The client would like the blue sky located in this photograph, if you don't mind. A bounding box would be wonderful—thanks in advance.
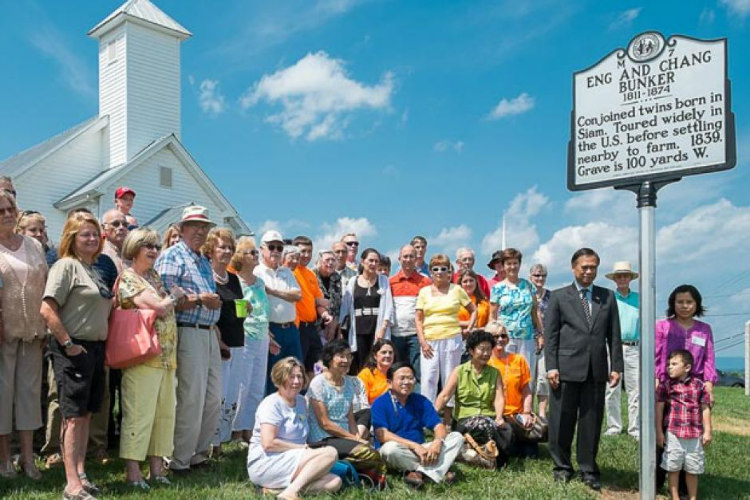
[1,0,749,357]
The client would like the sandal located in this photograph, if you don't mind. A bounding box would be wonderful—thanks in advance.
[62,488,97,500]
[149,475,172,485]
[78,474,101,496]
[127,479,150,491]
[21,461,42,481]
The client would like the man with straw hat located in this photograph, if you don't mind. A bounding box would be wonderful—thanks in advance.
[604,261,640,438]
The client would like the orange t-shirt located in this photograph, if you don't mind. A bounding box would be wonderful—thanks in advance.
[293,266,323,324]
[488,352,530,415]
[358,367,389,404]
[458,295,490,327]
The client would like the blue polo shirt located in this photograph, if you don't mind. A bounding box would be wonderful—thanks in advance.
[615,289,640,342]
[371,391,441,449]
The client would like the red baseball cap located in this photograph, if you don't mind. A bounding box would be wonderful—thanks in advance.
[115,186,136,199]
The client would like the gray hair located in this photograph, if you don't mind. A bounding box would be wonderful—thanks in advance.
[529,263,548,275]
[282,245,300,260]
[455,247,474,260]
[317,250,334,262]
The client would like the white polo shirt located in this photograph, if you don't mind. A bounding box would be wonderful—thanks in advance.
[254,261,300,323]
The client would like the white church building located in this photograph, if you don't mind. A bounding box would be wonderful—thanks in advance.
[0,0,251,240]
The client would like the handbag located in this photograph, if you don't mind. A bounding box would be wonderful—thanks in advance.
[506,413,548,443]
[105,274,162,369]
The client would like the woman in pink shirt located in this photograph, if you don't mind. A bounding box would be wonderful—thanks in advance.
[655,284,717,404]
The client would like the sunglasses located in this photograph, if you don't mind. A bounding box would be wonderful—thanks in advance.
[266,244,284,252]
[345,241,359,247]
[143,243,161,251]
[431,266,450,273]
[106,220,128,228]
[531,274,547,278]
[20,210,40,216]
[242,249,259,256]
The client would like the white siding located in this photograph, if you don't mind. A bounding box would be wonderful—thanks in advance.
[102,148,228,234]
[14,129,106,242]
[125,22,181,160]
[99,28,127,166]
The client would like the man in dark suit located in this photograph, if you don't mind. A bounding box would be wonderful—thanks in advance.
[544,248,623,491]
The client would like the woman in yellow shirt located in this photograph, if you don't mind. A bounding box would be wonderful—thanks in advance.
[357,339,395,404]
[458,269,490,330]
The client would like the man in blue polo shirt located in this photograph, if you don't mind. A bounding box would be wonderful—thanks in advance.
[604,261,641,438]
[371,361,463,489]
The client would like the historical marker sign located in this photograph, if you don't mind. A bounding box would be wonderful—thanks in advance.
[568,32,736,190]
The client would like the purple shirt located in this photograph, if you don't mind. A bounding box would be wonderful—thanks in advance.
[654,319,717,385]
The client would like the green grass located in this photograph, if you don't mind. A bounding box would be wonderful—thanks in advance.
[2,387,749,499]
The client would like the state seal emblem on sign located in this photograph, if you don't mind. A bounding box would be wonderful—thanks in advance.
[627,32,664,62]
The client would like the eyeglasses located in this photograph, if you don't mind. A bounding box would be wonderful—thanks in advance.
[242,249,259,256]
[92,270,114,299]
[266,244,283,252]
[431,266,450,273]
[20,210,39,217]
[345,241,359,247]
[106,220,127,228]
[531,274,547,278]
[143,243,161,251]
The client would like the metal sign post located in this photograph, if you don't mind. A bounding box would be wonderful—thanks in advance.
[568,31,735,498]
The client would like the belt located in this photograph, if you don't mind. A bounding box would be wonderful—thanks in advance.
[354,307,378,317]
[299,321,317,328]
[176,322,213,330]
[622,341,639,346]
[271,321,294,329]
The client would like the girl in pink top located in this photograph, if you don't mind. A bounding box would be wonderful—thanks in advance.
[655,284,717,405]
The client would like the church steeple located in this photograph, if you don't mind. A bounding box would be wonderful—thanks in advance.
[89,0,192,166]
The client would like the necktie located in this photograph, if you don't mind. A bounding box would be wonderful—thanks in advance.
[580,288,592,327]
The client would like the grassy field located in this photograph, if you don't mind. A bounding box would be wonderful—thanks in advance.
[2,387,749,499]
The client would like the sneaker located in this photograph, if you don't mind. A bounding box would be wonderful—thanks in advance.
[604,429,621,436]
[0,460,17,479]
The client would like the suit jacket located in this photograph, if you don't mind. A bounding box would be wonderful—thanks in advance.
[544,283,624,383]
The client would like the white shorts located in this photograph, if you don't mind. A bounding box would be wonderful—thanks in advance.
[661,431,704,475]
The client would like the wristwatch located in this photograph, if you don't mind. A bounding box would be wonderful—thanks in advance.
[62,339,74,349]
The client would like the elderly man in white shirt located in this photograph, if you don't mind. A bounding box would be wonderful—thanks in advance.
[253,230,302,393]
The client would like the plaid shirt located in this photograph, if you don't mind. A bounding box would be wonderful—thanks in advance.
[657,376,709,439]
[314,268,342,319]
[155,240,219,326]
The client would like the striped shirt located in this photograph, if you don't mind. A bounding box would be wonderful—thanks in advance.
[155,240,219,326]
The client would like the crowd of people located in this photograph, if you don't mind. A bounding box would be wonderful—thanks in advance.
[0,174,717,500]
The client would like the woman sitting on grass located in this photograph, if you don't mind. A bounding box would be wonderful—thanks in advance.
[246,357,341,500]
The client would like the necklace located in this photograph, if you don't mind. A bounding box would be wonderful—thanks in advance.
[213,269,229,285]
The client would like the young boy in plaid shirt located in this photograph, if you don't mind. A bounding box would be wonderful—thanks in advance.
[656,349,712,500]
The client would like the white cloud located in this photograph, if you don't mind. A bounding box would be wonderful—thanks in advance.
[720,0,750,17]
[429,225,473,256]
[482,187,550,256]
[198,79,227,116]
[609,8,642,29]
[257,220,282,236]
[314,217,377,251]
[656,199,750,264]
[488,92,535,120]
[29,23,93,97]
[240,51,394,141]
[433,140,464,153]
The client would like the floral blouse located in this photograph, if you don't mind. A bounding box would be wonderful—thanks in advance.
[117,268,177,370]
[490,279,537,340]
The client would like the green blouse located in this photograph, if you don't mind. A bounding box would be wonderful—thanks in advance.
[454,361,499,420]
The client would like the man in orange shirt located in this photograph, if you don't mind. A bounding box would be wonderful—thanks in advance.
[390,244,431,382]
[293,236,333,379]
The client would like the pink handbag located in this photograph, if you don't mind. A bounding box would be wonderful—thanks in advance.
[105,274,162,369]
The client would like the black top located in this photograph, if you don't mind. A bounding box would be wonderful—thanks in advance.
[353,278,380,338]
[216,272,245,348]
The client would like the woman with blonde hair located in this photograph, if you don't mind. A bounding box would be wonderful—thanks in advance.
[117,228,179,489]
[0,192,48,480]
[161,224,181,250]
[16,210,49,250]
[41,211,112,499]
[247,357,341,499]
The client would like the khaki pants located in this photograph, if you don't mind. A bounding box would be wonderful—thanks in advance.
[120,364,176,461]
[380,432,464,482]
[168,326,222,471]
[0,339,43,435]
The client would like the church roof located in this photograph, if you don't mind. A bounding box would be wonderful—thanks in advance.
[89,0,191,39]
[0,115,107,180]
